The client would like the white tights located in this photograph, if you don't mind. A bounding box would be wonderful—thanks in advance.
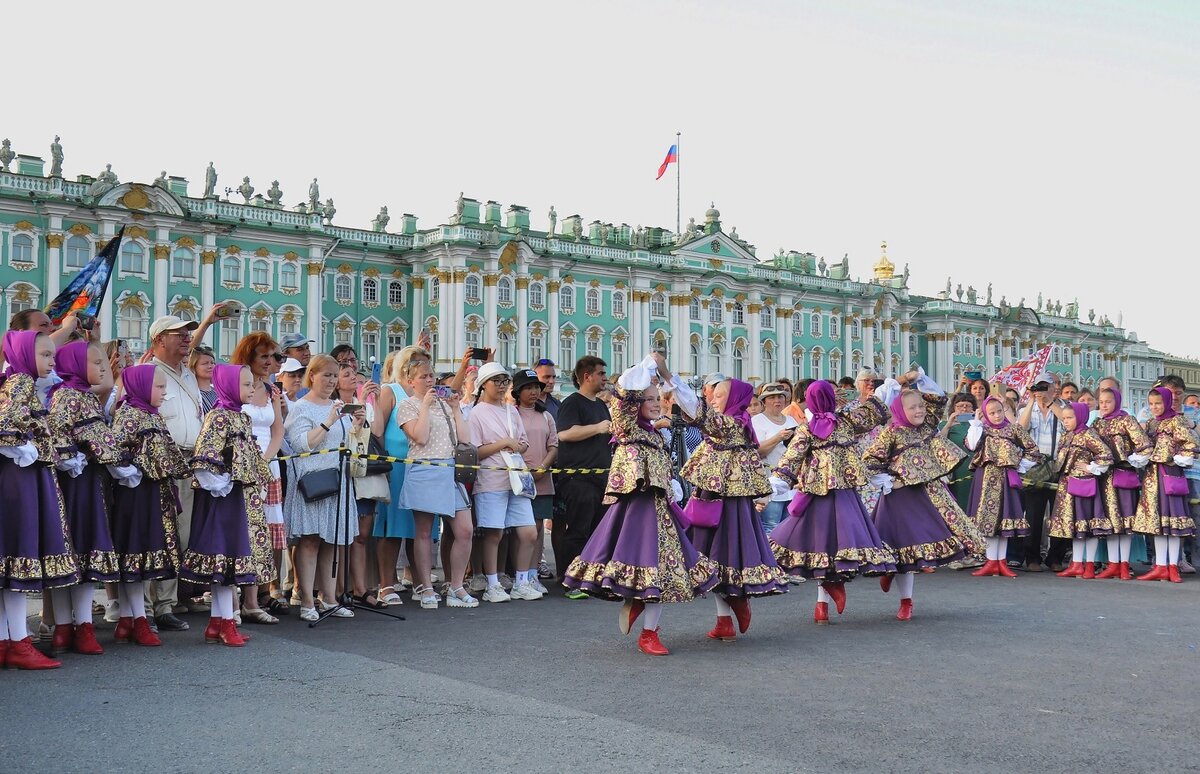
[1,589,28,640]
[985,536,1009,561]
[894,572,914,599]
[210,584,236,619]
[117,582,147,619]
[1106,535,1133,563]
[51,584,98,626]
[1070,538,1101,564]
[816,585,832,604]
[1153,536,1182,566]
[642,603,663,631]
[714,595,732,616]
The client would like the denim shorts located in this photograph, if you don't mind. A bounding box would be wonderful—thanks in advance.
[474,489,535,530]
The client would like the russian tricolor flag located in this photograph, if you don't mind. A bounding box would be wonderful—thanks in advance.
[656,144,678,180]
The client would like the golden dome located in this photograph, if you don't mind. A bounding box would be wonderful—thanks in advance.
[873,240,895,281]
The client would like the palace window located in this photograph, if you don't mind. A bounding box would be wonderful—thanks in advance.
[529,281,544,309]
[810,312,822,337]
[363,278,379,305]
[120,241,145,274]
[429,276,440,303]
[250,314,269,333]
[117,303,147,343]
[251,260,270,286]
[759,306,773,330]
[851,318,861,340]
[829,315,840,339]
[65,236,90,270]
[810,349,823,380]
[464,274,481,305]
[221,256,241,284]
[498,276,513,306]
[334,275,352,303]
[466,321,481,350]
[762,344,775,380]
[586,336,599,358]
[498,331,515,366]
[586,287,601,315]
[362,331,379,366]
[529,329,544,363]
[688,297,700,321]
[219,315,242,356]
[559,331,576,367]
[388,279,405,307]
[792,349,805,381]
[613,291,627,319]
[831,351,843,379]
[334,326,353,347]
[709,302,723,325]
[792,313,803,336]
[651,292,666,318]
[172,248,196,281]
[732,303,745,326]
[732,343,745,379]
[281,262,299,290]
[388,331,406,353]
[690,342,700,376]
[11,234,34,265]
[279,317,298,337]
[559,285,575,314]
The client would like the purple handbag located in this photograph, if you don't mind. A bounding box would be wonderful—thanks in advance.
[681,496,723,529]
[1066,476,1097,498]
[1006,469,1024,489]
[1162,473,1189,497]
[1111,469,1141,490]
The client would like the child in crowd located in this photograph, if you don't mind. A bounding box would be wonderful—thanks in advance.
[564,354,717,656]
[964,396,1042,578]
[1131,387,1197,582]
[1092,387,1152,579]
[1047,402,1113,578]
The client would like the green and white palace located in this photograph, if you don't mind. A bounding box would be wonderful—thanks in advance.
[0,145,1191,412]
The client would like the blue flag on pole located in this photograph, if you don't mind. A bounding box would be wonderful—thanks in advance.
[44,226,124,326]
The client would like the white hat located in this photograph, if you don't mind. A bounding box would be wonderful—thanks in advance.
[474,362,510,396]
[1032,371,1055,385]
[277,357,305,374]
[148,315,199,341]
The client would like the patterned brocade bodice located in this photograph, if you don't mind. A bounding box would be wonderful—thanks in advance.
[1145,415,1199,464]
[774,396,889,496]
[863,396,965,486]
[970,425,1041,470]
[191,408,270,487]
[1093,414,1152,466]
[0,373,70,465]
[48,387,120,465]
[112,403,190,481]
[1055,428,1114,478]
[604,387,673,504]
[681,400,770,498]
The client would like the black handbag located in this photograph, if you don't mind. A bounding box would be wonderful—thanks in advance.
[365,435,393,478]
[437,401,477,486]
[298,467,340,503]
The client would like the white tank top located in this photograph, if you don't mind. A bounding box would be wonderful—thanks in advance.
[242,401,275,455]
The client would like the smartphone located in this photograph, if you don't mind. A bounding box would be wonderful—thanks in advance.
[470,347,489,361]
[433,385,453,400]
[371,362,382,385]
[340,403,364,415]
[956,414,974,424]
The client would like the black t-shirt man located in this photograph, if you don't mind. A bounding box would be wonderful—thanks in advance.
[556,391,612,475]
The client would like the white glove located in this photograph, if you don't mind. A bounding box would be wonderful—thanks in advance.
[873,378,901,408]
[107,464,143,488]
[964,420,984,451]
[195,469,234,498]
[869,472,895,495]
[1174,455,1195,468]
[669,479,684,504]
[913,367,945,397]
[56,451,87,478]
[1126,453,1150,469]
[769,475,792,498]
[0,442,39,468]
[1018,459,1037,474]
[1086,462,1109,476]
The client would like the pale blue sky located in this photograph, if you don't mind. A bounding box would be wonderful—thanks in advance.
[9,0,1199,357]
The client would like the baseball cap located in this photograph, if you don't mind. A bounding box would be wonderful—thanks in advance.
[148,315,199,341]
[704,372,728,387]
[277,357,305,374]
[474,362,510,395]
[511,369,541,398]
[1031,371,1055,385]
[280,333,314,350]
[759,382,789,399]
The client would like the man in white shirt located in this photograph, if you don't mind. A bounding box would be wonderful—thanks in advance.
[751,382,798,532]
[1017,372,1068,571]
[146,315,202,630]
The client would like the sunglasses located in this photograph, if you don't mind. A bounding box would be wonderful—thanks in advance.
[270,353,285,363]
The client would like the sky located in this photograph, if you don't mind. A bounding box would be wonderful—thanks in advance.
[8,0,1199,358]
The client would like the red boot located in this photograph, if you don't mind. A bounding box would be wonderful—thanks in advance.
[1056,562,1083,578]
[814,601,829,625]
[5,637,61,670]
[1093,562,1121,580]
[1080,562,1096,580]
[203,617,223,644]
[618,600,644,636]
[131,617,162,646]
[1168,565,1183,584]
[218,619,246,647]
[823,582,847,614]
[995,561,1019,578]
[113,616,134,644]
[880,574,893,593]
[72,623,104,655]
[727,597,751,634]
[897,598,913,621]
[1137,565,1168,581]
[637,628,669,656]
[50,624,74,655]
[1119,562,1133,580]
[707,615,736,641]
[971,560,999,577]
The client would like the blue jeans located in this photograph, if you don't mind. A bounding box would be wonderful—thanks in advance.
[761,500,788,534]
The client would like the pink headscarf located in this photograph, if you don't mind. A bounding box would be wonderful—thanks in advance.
[722,378,759,445]
[980,396,1010,429]
[1067,401,1090,434]
[889,391,917,429]
[1152,386,1179,420]
[804,381,838,440]
[47,340,91,400]
[212,364,247,412]
[120,364,158,415]
[1101,387,1127,419]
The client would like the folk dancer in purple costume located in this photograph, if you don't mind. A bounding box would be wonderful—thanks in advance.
[862,370,985,620]
[769,380,897,624]
[964,396,1042,578]
[1091,387,1151,580]
[563,354,718,656]
[1048,402,1114,579]
[1131,387,1196,583]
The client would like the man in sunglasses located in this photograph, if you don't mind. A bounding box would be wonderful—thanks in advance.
[534,358,561,421]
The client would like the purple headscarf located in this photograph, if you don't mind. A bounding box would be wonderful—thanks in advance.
[889,391,917,429]
[2,330,41,382]
[212,364,247,412]
[121,364,158,414]
[47,340,91,400]
[1152,386,1178,420]
[980,396,1010,429]
[1101,386,1127,419]
[722,378,759,445]
[804,380,838,440]
[1067,401,1090,434]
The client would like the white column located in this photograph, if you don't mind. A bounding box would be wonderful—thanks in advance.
[201,232,218,346]
[484,274,498,353]
[722,301,733,375]
[881,318,893,375]
[1121,355,1131,386]
[411,275,425,349]
[452,270,466,365]
[900,324,911,370]
[675,296,689,374]
[864,318,876,372]
[45,214,63,302]
[700,300,711,376]
[305,261,322,347]
[641,294,651,352]
[516,276,529,368]
[628,290,639,356]
[843,311,853,377]
[97,220,117,342]
[748,301,761,383]
[985,330,996,377]
[548,278,561,366]
[153,225,171,320]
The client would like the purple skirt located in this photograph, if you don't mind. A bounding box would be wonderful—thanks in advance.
[770,489,896,580]
[1153,464,1194,537]
[180,484,258,586]
[873,484,969,572]
[968,467,1029,538]
[687,495,789,597]
[59,465,120,582]
[111,479,180,583]
[563,491,718,602]
[1062,493,1111,538]
[0,460,79,591]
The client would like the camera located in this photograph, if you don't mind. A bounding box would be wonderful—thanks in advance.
[1030,382,1049,392]
[433,385,453,400]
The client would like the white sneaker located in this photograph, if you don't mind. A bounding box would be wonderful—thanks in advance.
[498,573,514,591]
[510,582,544,601]
[1180,559,1196,574]
[468,574,488,593]
[482,584,511,603]
[104,599,120,624]
[446,587,479,608]
[531,578,549,595]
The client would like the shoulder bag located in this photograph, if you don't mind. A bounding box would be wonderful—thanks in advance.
[297,415,345,503]
[502,407,536,499]
[437,400,478,486]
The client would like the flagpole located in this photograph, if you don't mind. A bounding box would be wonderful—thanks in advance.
[675,131,681,236]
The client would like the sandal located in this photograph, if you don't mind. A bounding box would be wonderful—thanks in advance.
[267,596,291,614]
[352,591,387,610]
[378,586,403,606]
[240,607,279,625]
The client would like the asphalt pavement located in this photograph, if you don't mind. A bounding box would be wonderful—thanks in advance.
[4,568,1199,773]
